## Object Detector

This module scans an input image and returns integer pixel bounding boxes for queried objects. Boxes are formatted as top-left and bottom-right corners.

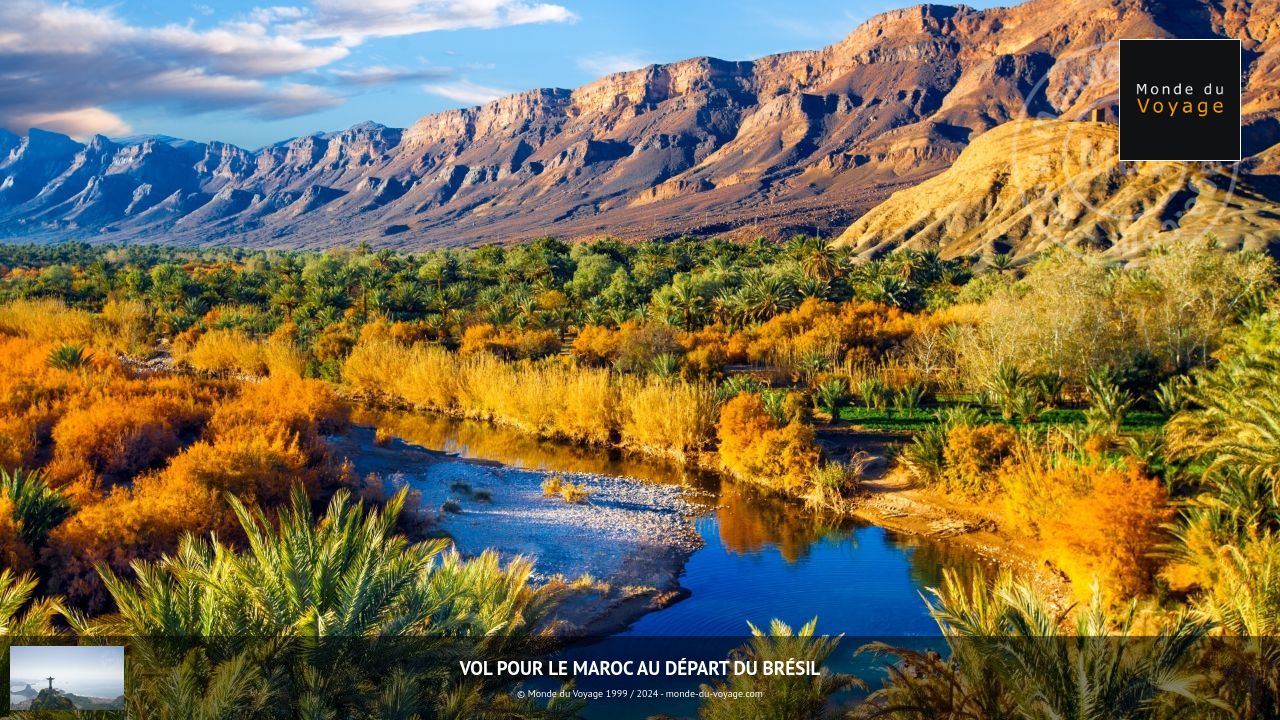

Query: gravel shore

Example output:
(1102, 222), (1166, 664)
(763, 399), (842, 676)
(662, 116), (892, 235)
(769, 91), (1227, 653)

(329, 425), (706, 634)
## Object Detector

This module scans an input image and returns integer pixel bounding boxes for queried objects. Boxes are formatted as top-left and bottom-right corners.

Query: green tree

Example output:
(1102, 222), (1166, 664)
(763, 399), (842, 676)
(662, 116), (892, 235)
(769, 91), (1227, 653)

(700, 618), (858, 720)
(88, 488), (573, 719)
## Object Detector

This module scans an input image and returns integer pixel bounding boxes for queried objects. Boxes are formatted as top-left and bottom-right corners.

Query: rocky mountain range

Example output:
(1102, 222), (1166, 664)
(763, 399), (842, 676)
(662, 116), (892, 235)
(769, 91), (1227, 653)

(1, 0), (1278, 250)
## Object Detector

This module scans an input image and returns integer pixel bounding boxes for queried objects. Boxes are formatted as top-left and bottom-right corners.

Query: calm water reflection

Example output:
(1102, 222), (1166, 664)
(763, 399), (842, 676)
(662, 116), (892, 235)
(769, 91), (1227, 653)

(358, 409), (988, 718)
(355, 408), (985, 637)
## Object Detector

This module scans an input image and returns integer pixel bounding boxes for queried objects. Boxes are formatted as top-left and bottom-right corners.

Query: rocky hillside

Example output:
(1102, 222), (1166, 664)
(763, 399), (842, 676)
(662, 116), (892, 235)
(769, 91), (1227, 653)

(835, 119), (1280, 259)
(1, 0), (1277, 249)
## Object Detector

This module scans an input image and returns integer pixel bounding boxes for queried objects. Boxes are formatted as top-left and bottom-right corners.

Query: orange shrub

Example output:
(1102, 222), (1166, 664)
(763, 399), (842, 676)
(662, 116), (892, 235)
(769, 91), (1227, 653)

(942, 423), (1018, 493)
(209, 376), (349, 449)
(572, 325), (621, 366)
(0, 337), (76, 411)
(461, 323), (560, 360)
(387, 320), (437, 345)
(718, 394), (776, 471)
(0, 496), (33, 571)
(1043, 463), (1173, 600)
(737, 299), (922, 370)
(460, 323), (501, 355)
(311, 323), (358, 364)
(679, 327), (732, 377)
(46, 475), (216, 612)
(723, 332), (751, 364)
(511, 329), (561, 359)
(160, 430), (313, 512)
(998, 461), (1089, 539)
(44, 376), (347, 612)
(0, 409), (44, 470)
(47, 396), (185, 486)
(682, 344), (727, 378)
(717, 393), (820, 493)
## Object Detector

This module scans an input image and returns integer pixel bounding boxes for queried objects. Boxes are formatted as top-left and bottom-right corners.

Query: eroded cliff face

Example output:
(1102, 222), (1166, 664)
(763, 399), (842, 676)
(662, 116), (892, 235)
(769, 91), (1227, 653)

(835, 119), (1280, 259)
(2, 0), (1277, 249)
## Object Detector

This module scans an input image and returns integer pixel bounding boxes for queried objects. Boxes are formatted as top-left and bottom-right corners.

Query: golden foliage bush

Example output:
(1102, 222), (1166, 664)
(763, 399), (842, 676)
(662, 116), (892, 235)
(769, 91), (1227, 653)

(998, 461), (1089, 539)
(1042, 463), (1173, 600)
(717, 393), (820, 493)
(178, 328), (306, 378)
(343, 335), (718, 455)
(209, 376), (349, 461)
(571, 325), (621, 366)
(259, 335), (307, 378)
(179, 327), (264, 375)
(523, 363), (617, 445)
(941, 423), (1018, 493)
(0, 496), (33, 571)
(46, 472), (216, 612)
(344, 335), (460, 411)
(0, 409), (44, 471)
(460, 323), (560, 360)
(161, 430), (313, 511)
(47, 396), (186, 486)
(0, 314), (346, 612)
(619, 378), (718, 458)
(740, 299), (922, 370)
(97, 299), (151, 355)
(41, 376), (347, 612)
(0, 298), (94, 343)
(995, 447), (1173, 601)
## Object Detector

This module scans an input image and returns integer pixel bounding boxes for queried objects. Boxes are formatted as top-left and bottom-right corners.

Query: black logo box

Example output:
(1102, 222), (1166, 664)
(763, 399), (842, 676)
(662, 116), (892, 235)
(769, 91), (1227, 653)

(1119, 38), (1241, 162)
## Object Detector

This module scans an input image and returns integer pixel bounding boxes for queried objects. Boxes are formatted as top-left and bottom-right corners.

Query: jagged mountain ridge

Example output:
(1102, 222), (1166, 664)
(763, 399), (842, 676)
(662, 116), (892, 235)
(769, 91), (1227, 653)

(1, 0), (1277, 249)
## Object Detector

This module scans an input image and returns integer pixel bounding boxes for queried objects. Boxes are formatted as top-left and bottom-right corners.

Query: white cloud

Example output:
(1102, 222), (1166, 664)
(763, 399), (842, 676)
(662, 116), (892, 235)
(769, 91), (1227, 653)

(576, 52), (653, 77)
(424, 80), (510, 105)
(331, 64), (456, 86)
(284, 0), (578, 44)
(0, 0), (575, 137)
(0, 0), (346, 134)
(7, 108), (133, 139)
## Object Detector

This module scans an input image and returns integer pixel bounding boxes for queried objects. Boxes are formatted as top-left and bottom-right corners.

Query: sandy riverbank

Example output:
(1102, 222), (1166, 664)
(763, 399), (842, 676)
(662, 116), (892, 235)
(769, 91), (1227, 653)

(817, 425), (1074, 611)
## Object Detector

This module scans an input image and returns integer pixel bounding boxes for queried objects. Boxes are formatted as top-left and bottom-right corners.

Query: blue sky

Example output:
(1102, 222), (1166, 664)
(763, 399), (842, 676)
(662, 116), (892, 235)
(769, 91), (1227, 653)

(9, 645), (125, 698)
(0, 0), (1004, 148)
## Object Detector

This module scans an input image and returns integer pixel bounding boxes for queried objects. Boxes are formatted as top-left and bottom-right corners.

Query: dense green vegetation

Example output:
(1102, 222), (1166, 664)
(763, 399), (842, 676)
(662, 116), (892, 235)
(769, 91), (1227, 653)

(1, 236), (1279, 718)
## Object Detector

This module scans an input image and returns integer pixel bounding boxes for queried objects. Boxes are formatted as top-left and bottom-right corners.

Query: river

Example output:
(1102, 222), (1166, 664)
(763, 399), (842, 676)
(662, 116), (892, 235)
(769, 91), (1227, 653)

(351, 409), (986, 717)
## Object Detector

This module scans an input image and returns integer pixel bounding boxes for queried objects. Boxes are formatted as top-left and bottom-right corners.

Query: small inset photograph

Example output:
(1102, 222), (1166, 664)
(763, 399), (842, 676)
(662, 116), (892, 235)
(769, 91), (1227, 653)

(8, 646), (124, 718)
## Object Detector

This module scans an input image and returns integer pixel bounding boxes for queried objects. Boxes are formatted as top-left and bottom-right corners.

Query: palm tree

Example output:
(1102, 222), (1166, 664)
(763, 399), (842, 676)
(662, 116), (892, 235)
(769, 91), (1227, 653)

(656, 278), (706, 330)
(712, 288), (745, 330)
(1084, 367), (1136, 436)
(1167, 347), (1280, 501)
(0, 569), (64, 699)
(857, 570), (1215, 720)
(797, 236), (841, 283)
(988, 252), (1015, 274)
(88, 488), (568, 719)
(740, 272), (797, 322)
(813, 377), (849, 423)
(701, 618), (859, 720)
(46, 343), (93, 371)
(1186, 532), (1280, 719)
(984, 362), (1034, 422)
(0, 468), (71, 547)
(0, 569), (62, 638)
